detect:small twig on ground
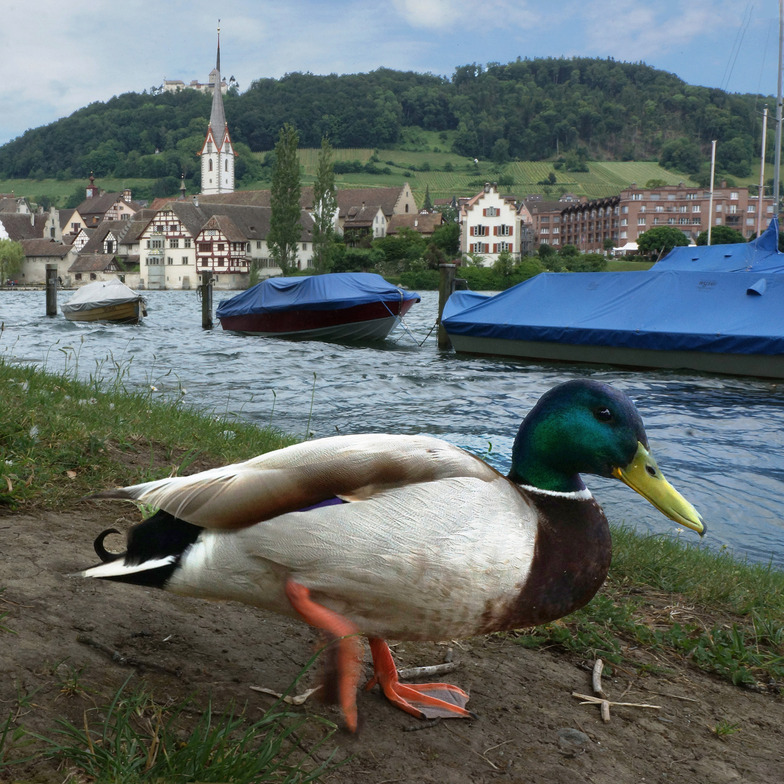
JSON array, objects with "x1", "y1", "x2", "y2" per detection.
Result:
[
  {"x1": 573, "y1": 658, "x2": 661, "y2": 722},
  {"x1": 249, "y1": 684, "x2": 322, "y2": 706},
  {"x1": 398, "y1": 662, "x2": 459, "y2": 679}
]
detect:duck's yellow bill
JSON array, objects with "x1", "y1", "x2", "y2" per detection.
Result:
[{"x1": 612, "y1": 442, "x2": 705, "y2": 536}]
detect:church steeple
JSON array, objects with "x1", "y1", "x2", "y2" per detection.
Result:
[{"x1": 199, "y1": 21, "x2": 235, "y2": 195}]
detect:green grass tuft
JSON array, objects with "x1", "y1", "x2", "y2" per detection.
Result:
[{"x1": 20, "y1": 680, "x2": 341, "y2": 783}]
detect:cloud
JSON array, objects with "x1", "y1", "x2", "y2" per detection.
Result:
[{"x1": 391, "y1": 0, "x2": 539, "y2": 33}]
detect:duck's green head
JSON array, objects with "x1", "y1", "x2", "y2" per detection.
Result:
[{"x1": 509, "y1": 379, "x2": 705, "y2": 536}]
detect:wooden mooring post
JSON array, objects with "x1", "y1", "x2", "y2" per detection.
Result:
[
  {"x1": 45, "y1": 265, "x2": 58, "y2": 317},
  {"x1": 200, "y1": 271, "x2": 213, "y2": 329},
  {"x1": 437, "y1": 263, "x2": 457, "y2": 350}
]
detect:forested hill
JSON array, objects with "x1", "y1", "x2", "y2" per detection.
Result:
[{"x1": 0, "y1": 57, "x2": 771, "y2": 186}]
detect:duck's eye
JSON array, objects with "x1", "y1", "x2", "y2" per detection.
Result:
[{"x1": 594, "y1": 407, "x2": 614, "y2": 423}]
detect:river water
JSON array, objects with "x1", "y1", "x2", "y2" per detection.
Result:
[{"x1": 2, "y1": 288, "x2": 784, "y2": 567}]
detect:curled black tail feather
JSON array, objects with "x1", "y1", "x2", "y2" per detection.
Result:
[{"x1": 94, "y1": 528, "x2": 124, "y2": 562}]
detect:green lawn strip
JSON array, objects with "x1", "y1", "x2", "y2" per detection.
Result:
[{"x1": 0, "y1": 357, "x2": 293, "y2": 509}]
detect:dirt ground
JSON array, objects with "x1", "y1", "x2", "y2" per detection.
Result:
[{"x1": 1, "y1": 505, "x2": 783, "y2": 784}]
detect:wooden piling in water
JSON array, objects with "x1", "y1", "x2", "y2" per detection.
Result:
[
  {"x1": 437, "y1": 263, "x2": 457, "y2": 350},
  {"x1": 45, "y1": 265, "x2": 58, "y2": 317},
  {"x1": 200, "y1": 271, "x2": 213, "y2": 329}
]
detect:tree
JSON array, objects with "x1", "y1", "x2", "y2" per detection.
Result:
[
  {"x1": 423, "y1": 185, "x2": 433, "y2": 212},
  {"x1": 311, "y1": 137, "x2": 337, "y2": 273},
  {"x1": 493, "y1": 249, "x2": 515, "y2": 276},
  {"x1": 695, "y1": 225, "x2": 746, "y2": 245},
  {"x1": 431, "y1": 222, "x2": 460, "y2": 256},
  {"x1": 268, "y1": 123, "x2": 302, "y2": 275},
  {"x1": 0, "y1": 239, "x2": 24, "y2": 283},
  {"x1": 636, "y1": 226, "x2": 689, "y2": 259}
]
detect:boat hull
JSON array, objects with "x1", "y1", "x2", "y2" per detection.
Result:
[
  {"x1": 62, "y1": 298, "x2": 145, "y2": 325},
  {"x1": 447, "y1": 333, "x2": 784, "y2": 379},
  {"x1": 219, "y1": 298, "x2": 416, "y2": 341}
]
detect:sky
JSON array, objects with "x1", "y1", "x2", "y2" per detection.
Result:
[{"x1": 1, "y1": 0, "x2": 782, "y2": 148}]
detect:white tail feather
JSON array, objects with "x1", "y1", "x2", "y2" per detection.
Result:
[{"x1": 81, "y1": 555, "x2": 176, "y2": 579}]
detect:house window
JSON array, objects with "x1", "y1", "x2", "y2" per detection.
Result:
[
  {"x1": 256, "y1": 241, "x2": 262, "y2": 249},
  {"x1": 184, "y1": 238, "x2": 192, "y2": 248},
  {"x1": 151, "y1": 239, "x2": 163, "y2": 249},
  {"x1": 209, "y1": 160, "x2": 213, "y2": 172},
  {"x1": 692, "y1": 205, "x2": 701, "y2": 213},
  {"x1": 170, "y1": 238, "x2": 179, "y2": 248},
  {"x1": 199, "y1": 243, "x2": 211, "y2": 252},
  {"x1": 217, "y1": 243, "x2": 225, "y2": 251},
  {"x1": 637, "y1": 217, "x2": 646, "y2": 225},
  {"x1": 167, "y1": 257, "x2": 174, "y2": 265},
  {"x1": 302, "y1": 243, "x2": 308, "y2": 250},
  {"x1": 182, "y1": 256, "x2": 189, "y2": 264},
  {"x1": 730, "y1": 191, "x2": 738, "y2": 200}
]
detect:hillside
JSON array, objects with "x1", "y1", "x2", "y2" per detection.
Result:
[{"x1": 0, "y1": 56, "x2": 773, "y2": 200}]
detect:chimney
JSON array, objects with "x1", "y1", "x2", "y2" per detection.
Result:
[{"x1": 192, "y1": 195, "x2": 200, "y2": 207}]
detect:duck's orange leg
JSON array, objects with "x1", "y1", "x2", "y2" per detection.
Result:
[
  {"x1": 284, "y1": 579, "x2": 362, "y2": 732},
  {"x1": 366, "y1": 638, "x2": 474, "y2": 720}
]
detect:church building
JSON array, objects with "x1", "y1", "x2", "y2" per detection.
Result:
[{"x1": 199, "y1": 26, "x2": 235, "y2": 195}]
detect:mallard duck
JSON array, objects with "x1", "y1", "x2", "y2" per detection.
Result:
[{"x1": 80, "y1": 379, "x2": 704, "y2": 731}]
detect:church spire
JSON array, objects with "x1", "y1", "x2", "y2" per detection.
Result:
[
  {"x1": 208, "y1": 21, "x2": 227, "y2": 146},
  {"x1": 199, "y1": 21, "x2": 235, "y2": 195}
]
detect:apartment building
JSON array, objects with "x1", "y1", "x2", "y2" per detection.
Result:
[{"x1": 526, "y1": 184, "x2": 777, "y2": 253}]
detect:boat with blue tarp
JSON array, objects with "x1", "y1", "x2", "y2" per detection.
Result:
[
  {"x1": 216, "y1": 272, "x2": 420, "y2": 342},
  {"x1": 443, "y1": 222, "x2": 784, "y2": 378}
]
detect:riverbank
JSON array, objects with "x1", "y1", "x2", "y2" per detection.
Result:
[{"x1": 1, "y1": 359, "x2": 783, "y2": 782}]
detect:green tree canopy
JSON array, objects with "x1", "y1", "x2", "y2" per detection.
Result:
[
  {"x1": 311, "y1": 137, "x2": 337, "y2": 273},
  {"x1": 695, "y1": 225, "x2": 746, "y2": 245},
  {"x1": 0, "y1": 239, "x2": 24, "y2": 283},
  {"x1": 637, "y1": 226, "x2": 690, "y2": 258},
  {"x1": 268, "y1": 123, "x2": 302, "y2": 275}
]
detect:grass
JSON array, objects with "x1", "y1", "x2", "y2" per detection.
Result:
[
  {"x1": 0, "y1": 354, "x2": 293, "y2": 509},
  {"x1": 3, "y1": 680, "x2": 340, "y2": 783}
]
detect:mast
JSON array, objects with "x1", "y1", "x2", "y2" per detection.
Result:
[
  {"x1": 707, "y1": 140, "x2": 716, "y2": 246},
  {"x1": 774, "y1": 0, "x2": 783, "y2": 215},
  {"x1": 757, "y1": 105, "x2": 768, "y2": 237}
]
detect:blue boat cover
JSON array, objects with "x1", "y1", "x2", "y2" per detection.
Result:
[
  {"x1": 441, "y1": 290, "x2": 490, "y2": 320},
  {"x1": 653, "y1": 217, "x2": 784, "y2": 272},
  {"x1": 217, "y1": 273, "x2": 419, "y2": 317},
  {"x1": 442, "y1": 270, "x2": 784, "y2": 356}
]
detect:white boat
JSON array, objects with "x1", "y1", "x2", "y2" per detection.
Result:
[{"x1": 61, "y1": 279, "x2": 147, "y2": 324}]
